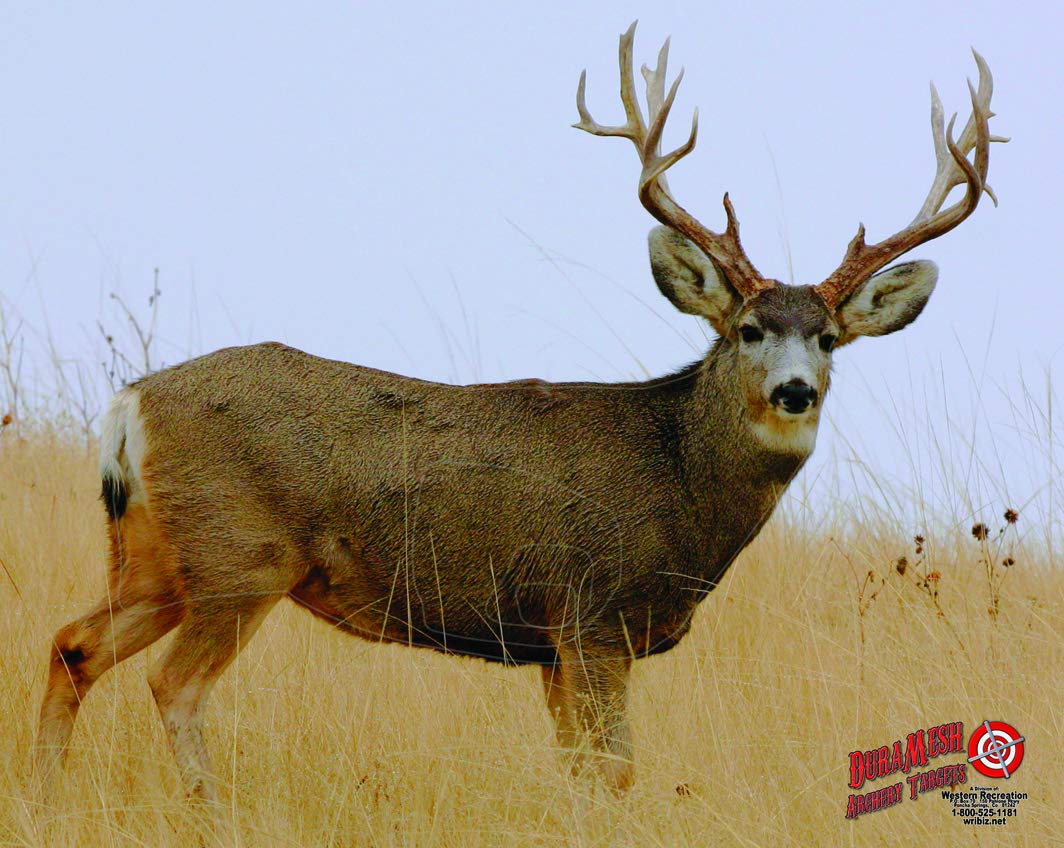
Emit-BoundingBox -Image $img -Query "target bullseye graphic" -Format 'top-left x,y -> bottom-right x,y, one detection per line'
967,721 -> 1025,778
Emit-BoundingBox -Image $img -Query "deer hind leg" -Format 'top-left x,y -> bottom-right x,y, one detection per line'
35,505 -> 184,792
544,649 -> 634,793
146,593 -> 277,806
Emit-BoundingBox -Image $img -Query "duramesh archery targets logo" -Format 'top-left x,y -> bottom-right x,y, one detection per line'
845,718 -> 1030,825
967,720 -> 1025,779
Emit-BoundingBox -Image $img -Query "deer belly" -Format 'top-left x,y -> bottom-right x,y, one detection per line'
287,559 -> 557,665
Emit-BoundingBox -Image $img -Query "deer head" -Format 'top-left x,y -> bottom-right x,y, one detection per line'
575,22 -> 1004,452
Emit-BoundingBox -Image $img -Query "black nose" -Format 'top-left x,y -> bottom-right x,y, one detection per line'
770,380 -> 818,414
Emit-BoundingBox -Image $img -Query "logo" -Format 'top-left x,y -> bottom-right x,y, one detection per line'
845,721 -> 966,818
967,721 -> 1025,779
844,718 -> 1030,824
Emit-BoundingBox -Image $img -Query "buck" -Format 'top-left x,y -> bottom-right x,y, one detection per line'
36,23 -> 1002,806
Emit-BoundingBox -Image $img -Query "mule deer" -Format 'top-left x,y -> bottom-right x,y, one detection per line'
36,23 -> 1003,805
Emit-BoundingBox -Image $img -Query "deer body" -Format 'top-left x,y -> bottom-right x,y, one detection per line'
36,22 -> 1003,813
121,335 -> 804,664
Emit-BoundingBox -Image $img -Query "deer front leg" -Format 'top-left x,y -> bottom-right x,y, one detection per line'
541,661 -> 580,755
543,650 -> 633,793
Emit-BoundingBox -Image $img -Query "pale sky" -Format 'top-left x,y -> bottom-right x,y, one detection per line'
2,2 -> 1061,535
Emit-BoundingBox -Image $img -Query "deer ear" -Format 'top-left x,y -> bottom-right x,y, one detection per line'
648,226 -> 739,334
834,260 -> 937,346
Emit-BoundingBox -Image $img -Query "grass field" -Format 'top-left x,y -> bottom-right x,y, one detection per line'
1,424 -> 1061,846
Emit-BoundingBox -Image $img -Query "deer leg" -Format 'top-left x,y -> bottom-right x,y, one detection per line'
541,661 -> 580,752
36,597 -> 184,788
552,650 -> 634,793
147,596 -> 276,807
35,515 -> 185,794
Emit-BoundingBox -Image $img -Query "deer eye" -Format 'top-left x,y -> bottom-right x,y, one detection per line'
819,333 -> 837,352
739,325 -> 764,343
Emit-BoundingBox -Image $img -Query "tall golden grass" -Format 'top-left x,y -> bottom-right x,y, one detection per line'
1,423 -> 1061,846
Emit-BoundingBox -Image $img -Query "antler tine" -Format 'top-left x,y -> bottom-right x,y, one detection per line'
913,51 -> 1006,223
574,22 -> 773,300
574,23 -> 645,144
642,38 -> 670,120
640,37 -> 672,189
641,70 -> 691,184
815,52 -> 1004,309
617,22 -> 647,139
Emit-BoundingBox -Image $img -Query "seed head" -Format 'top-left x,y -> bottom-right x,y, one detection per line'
895,557 -> 908,576
1004,509 -> 1019,525
972,523 -> 989,541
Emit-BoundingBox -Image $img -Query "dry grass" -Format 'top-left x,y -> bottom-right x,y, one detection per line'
1,425 -> 1061,846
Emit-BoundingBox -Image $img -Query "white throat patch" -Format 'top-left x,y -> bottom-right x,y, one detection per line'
749,411 -> 819,456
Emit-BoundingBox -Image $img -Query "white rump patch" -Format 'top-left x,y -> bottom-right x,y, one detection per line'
99,389 -> 147,505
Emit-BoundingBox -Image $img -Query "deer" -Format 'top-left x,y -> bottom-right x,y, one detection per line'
36,22 -> 1002,810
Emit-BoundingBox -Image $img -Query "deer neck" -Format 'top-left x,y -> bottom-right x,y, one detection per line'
676,340 -> 815,574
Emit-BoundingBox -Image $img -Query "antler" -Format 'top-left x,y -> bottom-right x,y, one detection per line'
815,51 -> 1007,309
574,22 -> 776,300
